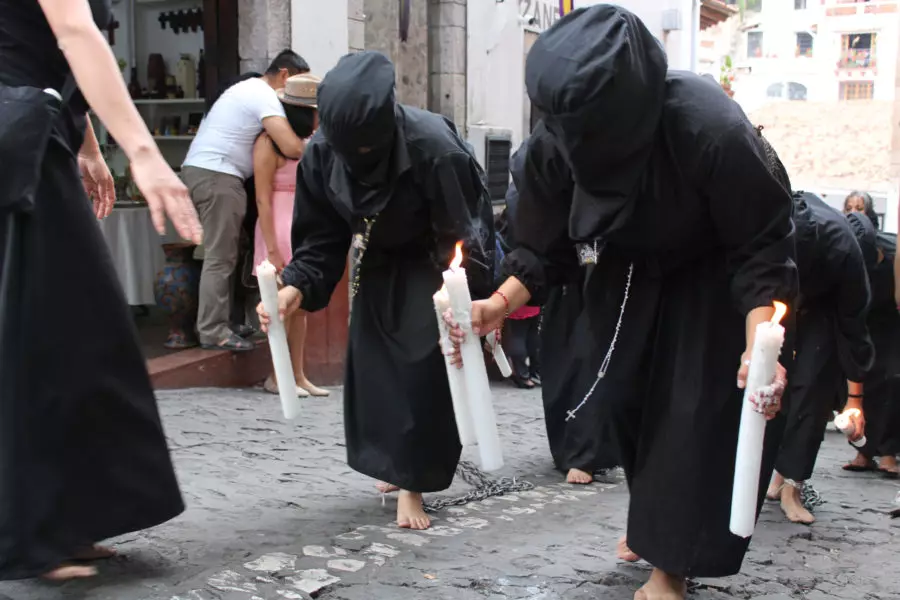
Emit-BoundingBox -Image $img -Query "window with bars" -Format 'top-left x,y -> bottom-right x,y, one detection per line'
796,32 -> 813,57
747,31 -> 764,58
840,32 -> 876,68
794,0 -> 807,9
839,81 -> 874,101
485,135 -> 512,205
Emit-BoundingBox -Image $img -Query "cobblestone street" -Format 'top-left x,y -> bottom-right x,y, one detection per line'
1,385 -> 897,600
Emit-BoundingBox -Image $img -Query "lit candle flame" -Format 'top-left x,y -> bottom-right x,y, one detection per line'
450,242 -> 463,270
771,301 -> 787,325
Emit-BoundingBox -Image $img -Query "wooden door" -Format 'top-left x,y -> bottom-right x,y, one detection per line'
202,0 -> 239,103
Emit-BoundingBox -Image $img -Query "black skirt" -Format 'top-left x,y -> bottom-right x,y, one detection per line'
541,280 -> 618,473
343,258 -> 460,492
0,126 -> 184,580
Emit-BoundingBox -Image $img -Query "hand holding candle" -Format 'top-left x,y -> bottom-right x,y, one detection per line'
730,301 -> 788,539
834,408 -> 867,448
440,242 -> 504,471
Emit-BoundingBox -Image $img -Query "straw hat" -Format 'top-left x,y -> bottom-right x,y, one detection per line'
277,73 -> 321,108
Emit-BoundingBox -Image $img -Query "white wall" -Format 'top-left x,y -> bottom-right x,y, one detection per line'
291,0 -> 349,76
467,0 -> 529,166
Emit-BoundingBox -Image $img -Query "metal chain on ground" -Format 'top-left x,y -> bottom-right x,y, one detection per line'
422,460 -> 535,513
801,481 -> 825,511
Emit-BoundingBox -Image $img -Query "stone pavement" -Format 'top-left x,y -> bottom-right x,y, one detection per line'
0,385 -> 897,600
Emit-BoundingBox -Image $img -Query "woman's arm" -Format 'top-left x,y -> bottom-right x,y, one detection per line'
253,135 -> 283,270
38,0 -> 156,164
79,117 -> 102,159
37,0 -> 202,241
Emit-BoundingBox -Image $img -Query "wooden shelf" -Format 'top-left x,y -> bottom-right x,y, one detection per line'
134,98 -> 206,105
153,135 -> 195,141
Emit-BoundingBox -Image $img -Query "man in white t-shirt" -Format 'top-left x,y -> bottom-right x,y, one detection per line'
183,50 -> 309,351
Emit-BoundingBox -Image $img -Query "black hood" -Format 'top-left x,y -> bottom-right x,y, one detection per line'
846,211 -> 879,270
525,4 -> 667,240
319,51 -> 397,186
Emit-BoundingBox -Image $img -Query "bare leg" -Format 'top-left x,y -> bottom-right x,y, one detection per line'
617,536 -> 640,562
634,568 -> 687,600
766,471 -> 785,501
288,312 -> 329,397
779,481 -> 814,524
566,468 -> 593,485
396,490 -> 431,530
263,313 -> 309,397
879,455 -> 899,476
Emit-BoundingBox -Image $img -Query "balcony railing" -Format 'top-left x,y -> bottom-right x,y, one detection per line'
838,49 -> 876,69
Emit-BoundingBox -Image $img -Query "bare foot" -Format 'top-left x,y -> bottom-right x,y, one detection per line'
73,545 -> 116,561
297,380 -> 330,397
42,565 -> 98,581
397,490 -> 431,530
766,471 -> 785,501
567,468 -> 594,484
617,536 -> 640,562
879,455 -> 899,477
634,568 -> 687,600
780,484 -> 814,524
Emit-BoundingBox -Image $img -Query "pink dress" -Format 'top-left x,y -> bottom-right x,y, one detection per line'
253,158 -> 300,275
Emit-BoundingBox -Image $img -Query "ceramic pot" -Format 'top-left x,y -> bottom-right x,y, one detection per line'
154,243 -> 200,349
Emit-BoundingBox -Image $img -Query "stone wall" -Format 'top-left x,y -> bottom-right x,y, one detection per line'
348,0 -> 366,53
238,0 -> 292,75
364,0 -> 429,108
428,0 -> 467,129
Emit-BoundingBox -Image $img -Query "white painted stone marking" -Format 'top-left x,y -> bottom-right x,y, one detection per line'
328,559 -> 367,573
276,591 -> 305,599
421,525 -> 464,537
302,545 -> 348,558
285,569 -> 341,595
244,552 -> 297,572
497,515 -> 515,522
386,532 -> 430,547
363,542 -> 401,557
503,506 -> 536,516
447,517 -> 490,529
335,531 -> 366,541
208,570 -> 258,593
446,507 -> 468,515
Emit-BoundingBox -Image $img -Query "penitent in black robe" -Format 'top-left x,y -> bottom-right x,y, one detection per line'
506,141 -> 618,474
773,193 -> 874,482
502,6 -> 797,578
280,53 -> 494,493
0,0 -> 184,580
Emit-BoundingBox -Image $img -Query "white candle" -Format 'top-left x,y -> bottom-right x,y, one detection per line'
442,243 -> 504,471
485,333 -> 513,378
434,286 -> 478,447
256,260 -> 302,420
834,409 -> 867,449
730,302 -> 787,539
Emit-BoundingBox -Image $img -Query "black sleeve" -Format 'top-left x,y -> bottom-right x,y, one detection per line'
500,131 -> 579,303
281,147 -> 352,312
704,122 -> 799,316
830,236 -> 875,382
428,151 -> 496,300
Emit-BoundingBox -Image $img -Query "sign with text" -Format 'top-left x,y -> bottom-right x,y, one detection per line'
519,0 -> 561,31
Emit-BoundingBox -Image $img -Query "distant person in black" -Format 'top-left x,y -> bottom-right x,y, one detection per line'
257,52 -> 494,530
843,209 -> 900,478
445,7 -> 796,599
765,191 -> 873,524
0,0 -> 201,582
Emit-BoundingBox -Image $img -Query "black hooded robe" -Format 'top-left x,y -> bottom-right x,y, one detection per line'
503,6 -> 797,577
0,0 -> 184,580
847,215 -> 900,461
280,52 -> 494,493
773,194 -> 874,482
507,138 -> 618,474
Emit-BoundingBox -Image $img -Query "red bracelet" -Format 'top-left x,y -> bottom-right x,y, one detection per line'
492,290 -> 510,317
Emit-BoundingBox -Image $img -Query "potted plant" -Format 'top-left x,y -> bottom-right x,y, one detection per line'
720,55 -> 736,98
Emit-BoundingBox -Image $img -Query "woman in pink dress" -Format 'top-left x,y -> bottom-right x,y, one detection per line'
252,73 -> 328,397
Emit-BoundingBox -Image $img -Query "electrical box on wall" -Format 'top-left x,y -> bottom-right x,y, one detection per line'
662,9 -> 683,32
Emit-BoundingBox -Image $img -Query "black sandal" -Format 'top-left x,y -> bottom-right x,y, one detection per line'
232,324 -> 257,338
202,333 -> 255,353
511,375 -> 535,389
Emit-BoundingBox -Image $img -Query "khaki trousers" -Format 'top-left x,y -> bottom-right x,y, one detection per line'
182,166 -> 247,346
